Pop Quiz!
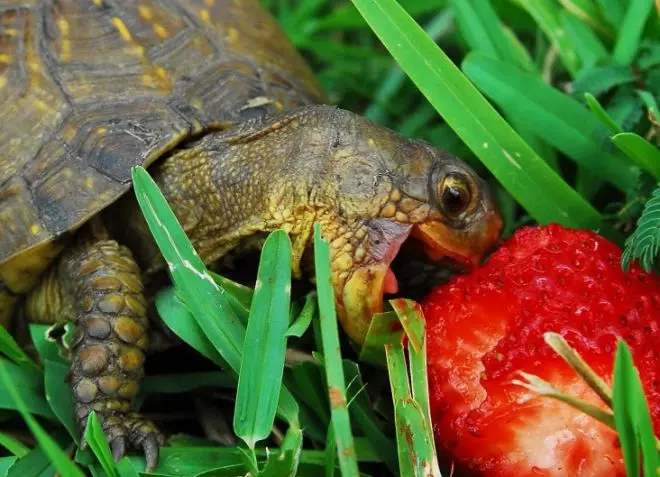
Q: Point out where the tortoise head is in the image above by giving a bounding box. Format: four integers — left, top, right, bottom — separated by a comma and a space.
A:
314, 107, 503, 344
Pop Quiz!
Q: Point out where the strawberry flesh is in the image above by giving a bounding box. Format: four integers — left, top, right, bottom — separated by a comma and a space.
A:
423, 224, 660, 477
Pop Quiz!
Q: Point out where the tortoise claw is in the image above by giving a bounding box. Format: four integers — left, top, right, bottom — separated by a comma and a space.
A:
111, 436, 127, 462
142, 435, 160, 472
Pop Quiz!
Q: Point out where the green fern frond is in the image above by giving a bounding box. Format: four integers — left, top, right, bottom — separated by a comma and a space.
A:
622, 184, 660, 272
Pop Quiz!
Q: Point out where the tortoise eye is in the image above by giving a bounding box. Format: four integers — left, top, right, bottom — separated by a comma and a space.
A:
439, 173, 472, 217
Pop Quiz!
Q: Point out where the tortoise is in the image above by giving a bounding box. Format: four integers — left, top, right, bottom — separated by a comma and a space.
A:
0, 0, 502, 469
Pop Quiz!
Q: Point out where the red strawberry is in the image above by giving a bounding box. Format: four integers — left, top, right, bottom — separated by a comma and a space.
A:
422, 224, 660, 477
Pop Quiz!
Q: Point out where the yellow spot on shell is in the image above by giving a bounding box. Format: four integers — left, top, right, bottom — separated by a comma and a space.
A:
61, 40, 72, 61
204, 0, 216, 6
95, 127, 107, 134
112, 17, 133, 42
85, 177, 95, 189
153, 23, 168, 39
199, 9, 211, 22
92, 0, 103, 5
30, 224, 41, 235
129, 45, 145, 57
138, 5, 153, 20
227, 27, 239, 42
191, 98, 203, 110
57, 18, 70, 35
33, 99, 49, 111
4, 28, 17, 37
141, 74, 155, 86
0, 54, 11, 64
368, 138, 376, 147
0, 77, 6, 89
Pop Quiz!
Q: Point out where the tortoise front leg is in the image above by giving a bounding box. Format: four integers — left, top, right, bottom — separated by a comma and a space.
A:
55, 233, 164, 469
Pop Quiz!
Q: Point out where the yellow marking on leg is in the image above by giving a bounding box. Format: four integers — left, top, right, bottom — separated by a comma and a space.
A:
227, 27, 239, 43
4, 28, 17, 37
141, 74, 155, 87
0, 77, 6, 90
0, 54, 11, 64
85, 177, 96, 189
57, 18, 70, 35
112, 17, 133, 43
95, 127, 107, 135
199, 9, 211, 22
30, 224, 42, 235
61, 40, 72, 62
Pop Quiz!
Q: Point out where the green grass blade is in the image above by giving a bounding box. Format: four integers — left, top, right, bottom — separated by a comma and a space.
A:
585, 93, 624, 134
132, 167, 246, 371
342, 361, 398, 473
560, 11, 609, 68
210, 272, 255, 324
313, 223, 359, 477
511, 0, 581, 75
44, 360, 77, 442
613, 0, 655, 65
349, 0, 604, 228
0, 457, 16, 475
286, 293, 316, 338
359, 311, 403, 367
559, 0, 614, 36
324, 424, 338, 477
594, 0, 626, 27
0, 358, 53, 420
259, 426, 303, 477
0, 433, 28, 457
136, 168, 300, 426
83, 411, 119, 477
0, 327, 40, 372
0, 361, 85, 477
390, 300, 433, 447
155, 288, 226, 367
451, 0, 531, 70
234, 230, 293, 448
463, 53, 638, 191
393, 399, 439, 477
612, 341, 659, 477
572, 65, 637, 98
611, 132, 660, 180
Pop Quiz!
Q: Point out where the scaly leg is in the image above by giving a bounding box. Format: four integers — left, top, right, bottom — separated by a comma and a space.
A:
30, 228, 165, 469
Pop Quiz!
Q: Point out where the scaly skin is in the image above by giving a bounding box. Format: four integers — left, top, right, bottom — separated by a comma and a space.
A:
24, 104, 501, 469
27, 223, 165, 470
118, 105, 502, 343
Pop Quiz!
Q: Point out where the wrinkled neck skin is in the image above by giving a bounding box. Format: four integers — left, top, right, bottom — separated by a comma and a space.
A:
115, 105, 399, 270
114, 104, 453, 344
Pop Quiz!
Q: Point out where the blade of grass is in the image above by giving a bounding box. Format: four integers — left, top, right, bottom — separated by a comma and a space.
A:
0, 327, 40, 373
510, 0, 581, 75
313, 223, 359, 477
286, 293, 316, 338
393, 399, 440, 477
463, 53, 638, 191
611, 132, 660, 180
349, 0, 604, 229
234, 230, 293, 448
451, 0, 532, 70
559, 0, 614, 36
359, 311, 403, 367
585, 93, 624, 134
594, 0, 626, 27
134, 167, 300, 426
560, 11, 609, 68
0, 433, 28, 457
154, 289, 226, 367
613, 0, 655, 65
0, 361, 84, 477
82, 411, 119, 477
0, 358, 54, 420
613, 341, 650, 477
259, 426, 303, 477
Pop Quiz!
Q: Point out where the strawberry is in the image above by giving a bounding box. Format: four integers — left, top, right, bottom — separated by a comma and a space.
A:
422, 224, 660, 477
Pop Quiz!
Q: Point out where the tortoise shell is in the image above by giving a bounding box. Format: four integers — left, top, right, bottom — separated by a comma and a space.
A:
0, 0, 323, 269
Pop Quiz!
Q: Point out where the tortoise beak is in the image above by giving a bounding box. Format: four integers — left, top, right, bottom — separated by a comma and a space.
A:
411, 209, 503, 270
335, 221, 412, 345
